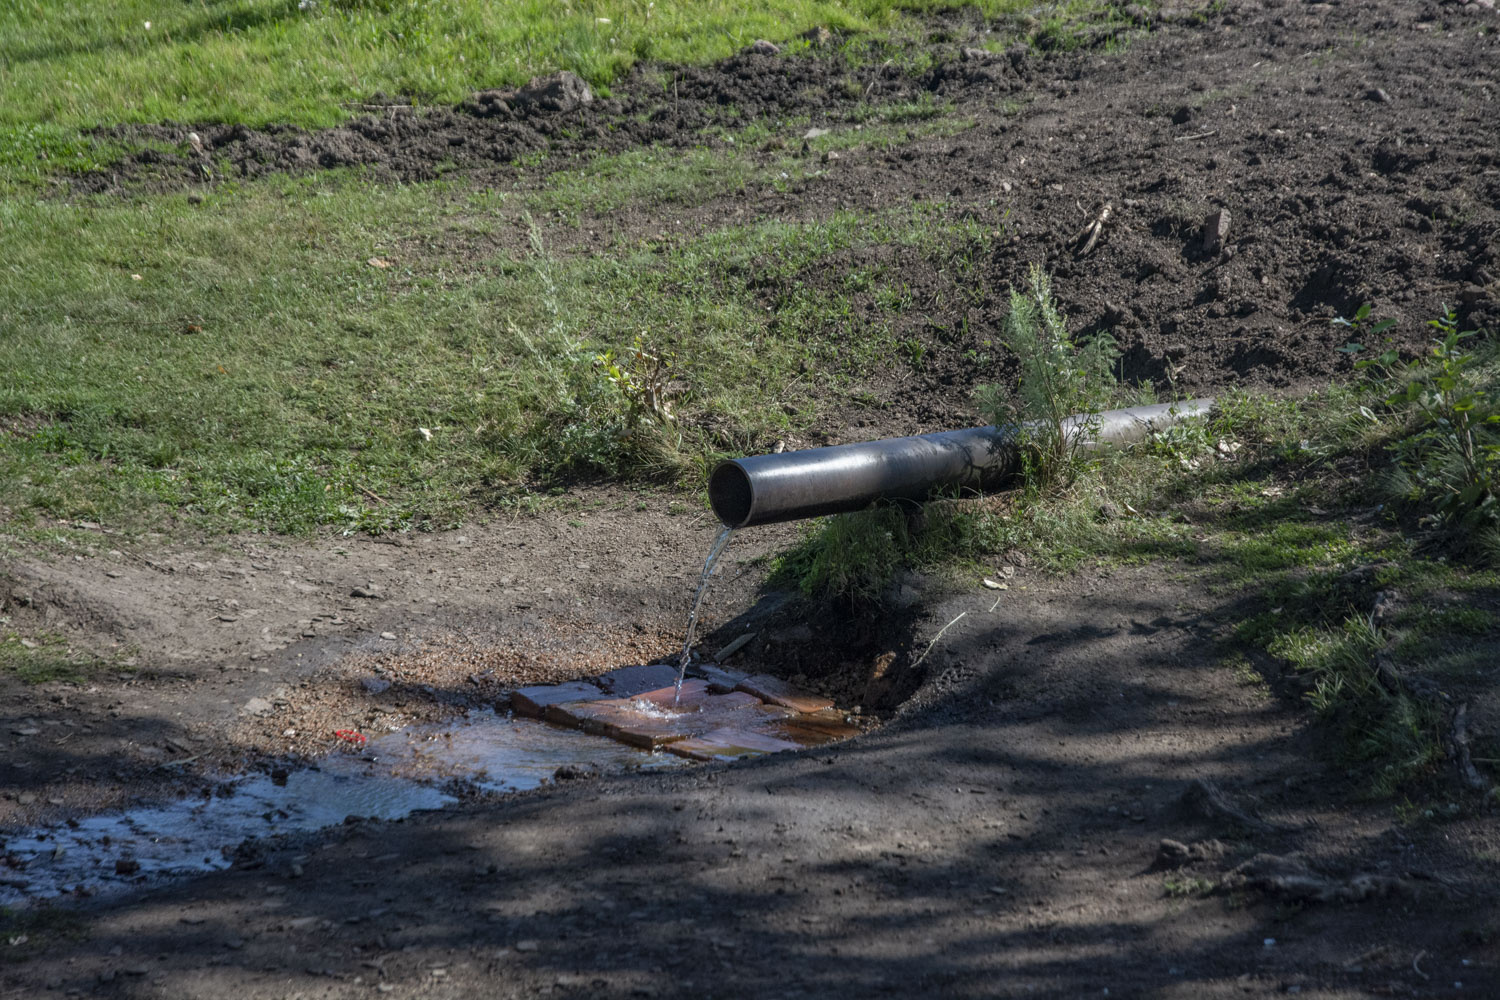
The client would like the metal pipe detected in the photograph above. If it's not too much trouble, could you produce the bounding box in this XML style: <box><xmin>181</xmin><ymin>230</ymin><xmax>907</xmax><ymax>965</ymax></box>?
<box><xmin>708</xmin><ymin>399</ymin><xmax>1214</xmax><ymax>528</ymax></box>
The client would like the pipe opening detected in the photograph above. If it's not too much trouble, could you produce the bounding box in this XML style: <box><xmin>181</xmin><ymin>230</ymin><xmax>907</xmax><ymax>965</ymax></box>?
<box><xmin>708</xmin><ymin>461</ymin><xmax>754</xmax><ymax>528</ymax></box>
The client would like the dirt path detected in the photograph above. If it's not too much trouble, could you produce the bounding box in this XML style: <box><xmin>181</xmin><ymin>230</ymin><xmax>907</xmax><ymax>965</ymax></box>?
<box><xmin>6</xmin><ymin>562</ymin><xmax>1497</xmax><ymax>997</ymax></box>
<box><xmin>5</xmin><ymin>2</ymin><xmax>1500</xmax><ymax>996</ymax></box>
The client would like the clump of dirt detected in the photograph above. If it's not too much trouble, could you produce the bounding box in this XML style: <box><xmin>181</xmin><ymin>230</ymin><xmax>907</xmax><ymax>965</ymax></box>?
<box><xmin>81</xmin><ymin>45</ymin><xmax>935</xmax><ymax>192</ymax></box>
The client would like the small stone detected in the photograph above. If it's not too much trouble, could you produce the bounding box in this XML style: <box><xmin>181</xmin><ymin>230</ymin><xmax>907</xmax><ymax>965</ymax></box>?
<box><xmin>802</xmin><ymin>25</ymin><xmax>833</xmax><ymax>47</ymax></box>
<box><xmin>350</xmin><ymin>586</ymin><xmax>382</xmax><ymax>599</ymax></box>
<box><xmin>379</xmin><ymin>632</ymin><xmax>397</xmax><ymax>641</ymax></box>
<box><xmin>1365</xmin><ymin>87</ymin><xmax>1392</xmax><ymax>103</ymax></box>
<box><xmin>115</xmin><ymin>859</ymin><xmax>141</xmax><ymax>875</ymax></box>
<box><xmin>515</xmin><ymin>940</ymin><xmax>540</xmax><ymax>952</ymax></box>
<box><xmin>17</xmin><ymin>791</ymin><xmax>37</xmax><ymax>805</ymax></box>
<box><xmin>512</xmin><ymin>71</ymin><xmax>592</xmax><ymax>114</ymax></box>
<box><xmin>802</xmin><ymin>127</ymin><xmax>829</xmax><ymax>140</ymax></box>
<box><xmin>241</xmin><ymin>697</ymin><xmax>274</xmax><ymax>717</ymax></box>
<box><xmin>747</xmin><ymin>39</ymin><xmax>780</xmax><ymax>55</ymax></box>
<box><xmin>12</xmin><ymin>726</ymin><xmax>40</xmax><ymax>736</ymax></box>
<box><xmin>361</xmin><ymin>677</ymin><xmax>392</xmax><ymax>695</ymax></box>
<box><xmin>1201</xmin><ymin>208</ymin><xmax>1231</xmax><ymax>254</ymax></box>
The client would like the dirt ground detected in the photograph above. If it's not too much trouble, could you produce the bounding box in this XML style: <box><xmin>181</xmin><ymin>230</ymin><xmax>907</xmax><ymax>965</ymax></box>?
<box><xmin>6</xmin><ymin>1</ymin><xmax>1500</xmax><ymax>996</ymax></box>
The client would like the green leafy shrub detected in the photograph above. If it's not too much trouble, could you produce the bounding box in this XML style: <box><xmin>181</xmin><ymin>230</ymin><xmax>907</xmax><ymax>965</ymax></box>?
<box><xmin>1344</xmin><ymin>306</ymin><xmax>1500</xmax><ymax>532</ymax></box>
<box><xmin>975</xmin><ymin>265</ymin><xmax>1117</xmax><ymax>493</ymax></box>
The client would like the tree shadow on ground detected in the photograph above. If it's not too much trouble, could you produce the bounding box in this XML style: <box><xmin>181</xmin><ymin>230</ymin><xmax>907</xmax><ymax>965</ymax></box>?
<box><xmin>5</xmin><ymin>561</ymin><xmax>1499</xmax><ymax>997</ymax></box>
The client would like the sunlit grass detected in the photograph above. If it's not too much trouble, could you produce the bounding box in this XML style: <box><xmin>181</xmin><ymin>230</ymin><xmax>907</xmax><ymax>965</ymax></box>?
<box><xmin>0</xmin><ymin>0</ymin><xmax>1127</xmax><ymax>130</ymax></box>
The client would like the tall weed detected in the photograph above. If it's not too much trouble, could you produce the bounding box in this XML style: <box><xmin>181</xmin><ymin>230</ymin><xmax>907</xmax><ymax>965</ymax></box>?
<box><xmin>975</xmin><ymin>265</ymin><xmax>1117</xmax><ymax>493</ymax></box>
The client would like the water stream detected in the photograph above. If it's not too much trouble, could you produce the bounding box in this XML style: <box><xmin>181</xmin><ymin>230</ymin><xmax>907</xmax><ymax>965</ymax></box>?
<box><xmin>673</xmin><ymin>526</ymin><xmax>736</xmax><ymax>703</ymax></box>
<box><xmin>0</xmin><ymin>710</ymin><xmax>684</xmax><ymax>906</ymax></box>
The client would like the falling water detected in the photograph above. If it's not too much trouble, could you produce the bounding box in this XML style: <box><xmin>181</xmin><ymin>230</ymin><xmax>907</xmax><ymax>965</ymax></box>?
<box><xmin>674</xmin><ymin>526</ymin><xmax>736</xmax><ymax>704</ymax></box>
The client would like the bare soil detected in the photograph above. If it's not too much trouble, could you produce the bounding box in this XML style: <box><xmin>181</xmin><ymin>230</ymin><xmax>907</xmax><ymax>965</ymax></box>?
<box><xmin>6</xmin><ymin>2</ymin><xmax>1500</xmax><ymax>997</ymax></box>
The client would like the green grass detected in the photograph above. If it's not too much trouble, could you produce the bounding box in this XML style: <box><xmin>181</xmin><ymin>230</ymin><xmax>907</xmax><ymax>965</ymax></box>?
<box><xmin>0</xmin><ymin>904</ymin><xmax>87</xmax><ymax>961</ymax></box>
<box><xmin>0</xmin><ymin>164</ymin><xmax>993</xmax><ymax>536</ymax></box>
<box><xmin>0</xmin><ymin>0</ymin><xmax>1136</xmax><ymax>131</ymax></box>
<box><xmin>0</xmin><ymin>629</ymin><xmax>122</xmax><ymax>684</ymax></box>
<box><xmin>531</xmin><ymin>111</ymin><xmax>975</xmax><ymax>219</ymax></box>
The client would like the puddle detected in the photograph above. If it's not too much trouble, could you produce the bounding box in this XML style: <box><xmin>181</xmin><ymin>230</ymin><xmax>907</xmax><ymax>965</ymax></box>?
<box><xmin>0</xmin><ymin>710</ymin><xmax>684</xmax><ymax>906</ymax></box>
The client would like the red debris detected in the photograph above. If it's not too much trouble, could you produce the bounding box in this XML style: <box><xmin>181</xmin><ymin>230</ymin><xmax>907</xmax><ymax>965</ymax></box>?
<box><xmin>333</xmin><ymin>729</ymin><xmax>367</xmax><ymax>745</ymax></box>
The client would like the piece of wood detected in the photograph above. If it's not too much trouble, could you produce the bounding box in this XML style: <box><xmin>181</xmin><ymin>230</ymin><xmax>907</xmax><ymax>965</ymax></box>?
<box><xmin>666</xmin><ymin>727</ymin><xmax>804</xmax><ymax>761</ymax></box>
<box><xmin>733</xmin><ymin>674</ymin><xmax>834</xmax><ymax>714</ymax></box>
<box><xmin>713</xmin><ymin>632</ymin><xmax>757</xmax><ymax>661</ymax></box>
<box><xmin>763</xmin><ymin>708</ymin><xmax>861</xmax><ymax>747</ymax></box>
<box><xmin>594</xmin><ymin>663</ymin><xmax>682</xmax><ymax>698</ymax></box>
<box><xmin>545</xmin><ymin>699</ymin><xmax>691</xmax><ymax>749</ymax></box>
<box><xmin>509</xmin><ymin>681</ymin><xmax>606</xmax><ymax>718</ymax></box>
<box><xmin>696</xmin><ymin>664</ymin><xmax>751</xmax><ymax>694</ymax></box>
<box><xmin>547</xmin><ymin>692</ymin><xmax>792</xmax><ymax>750</ymax></box>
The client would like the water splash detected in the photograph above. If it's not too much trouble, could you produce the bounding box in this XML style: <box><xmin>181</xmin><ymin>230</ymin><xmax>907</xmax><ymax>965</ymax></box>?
<box><xmin>674</xmin><ymin>526</ymin><xmax>736</xmax><ymax>704</ymax></box>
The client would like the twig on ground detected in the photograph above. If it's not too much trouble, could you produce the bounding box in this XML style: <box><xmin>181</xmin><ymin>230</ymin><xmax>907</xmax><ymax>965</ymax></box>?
<box><xmin>1070</xmin><ymin>202</ymin><xmax>1113</xmax><ymax>257</ymax></box>
<box><xmin>159</xmin><ymin>754</ymin><xmax>201</xmax><ymax>769</ymax></box>
<box><xmin>1412</xmin><ymin>950</ymin><xmax>1430</xmax><ymax>980</ymax></box>
<box><xmin>1178</xmin><ymin>778</ymin><xmax>1295</xmax><ymax>833</ymax></box>
<box><xmin>911</xmin><ymin>611</ymin><xmax>967</xmax><ymax>669</ymax></box>
<box><xmin>1452</xmin><ymin>702</ymin><xmax>1490</xmax><ymax>792</ymax></box>
<box><xmin>1174</xmin><ymin>130</ymin><xmax>1217</xmax><ymax>142</ymax></box>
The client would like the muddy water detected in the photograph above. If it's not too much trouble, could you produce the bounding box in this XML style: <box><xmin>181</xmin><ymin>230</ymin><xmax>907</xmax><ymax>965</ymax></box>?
<box><xmin>0</xmin><ymin>710</ymin><xmax>683</xmax><ymax>906</ymax></box>
<box><xmin>674</xmin><ymin>526</ymin><xmax>736</xmax><ymax>703</ymax></box>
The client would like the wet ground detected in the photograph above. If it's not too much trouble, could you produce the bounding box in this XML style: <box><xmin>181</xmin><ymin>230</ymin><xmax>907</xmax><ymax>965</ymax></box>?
<box><xmin>3</xmin><ymin>709</ymin><xmax>690</xmax><ymax>907</ymax></box>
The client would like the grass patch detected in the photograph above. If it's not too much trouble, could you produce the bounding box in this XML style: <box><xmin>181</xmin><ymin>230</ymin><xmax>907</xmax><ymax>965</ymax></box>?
<box><xmin>0</xmin><ymin>164</ymin><xmax>994</xmax><ymax>537</ymax></box>
<box><xmin>0</xmin><ymin>1</ymin><xmax>1136</xmax><ymax>131</ymax></box>
<box><xmin>531</xmin><ymin>111</ymin><xmax>975</xmax><ymax>219</ymax></box>
<box><xmin>0</xmin><ymin>905</ymin><xmax>87</xmax><ymax>962</ymax></box>
<box><xmin>0</xmin><ymin>629</ymin><xmax>125</xmax><ymax>685</ymax></box>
